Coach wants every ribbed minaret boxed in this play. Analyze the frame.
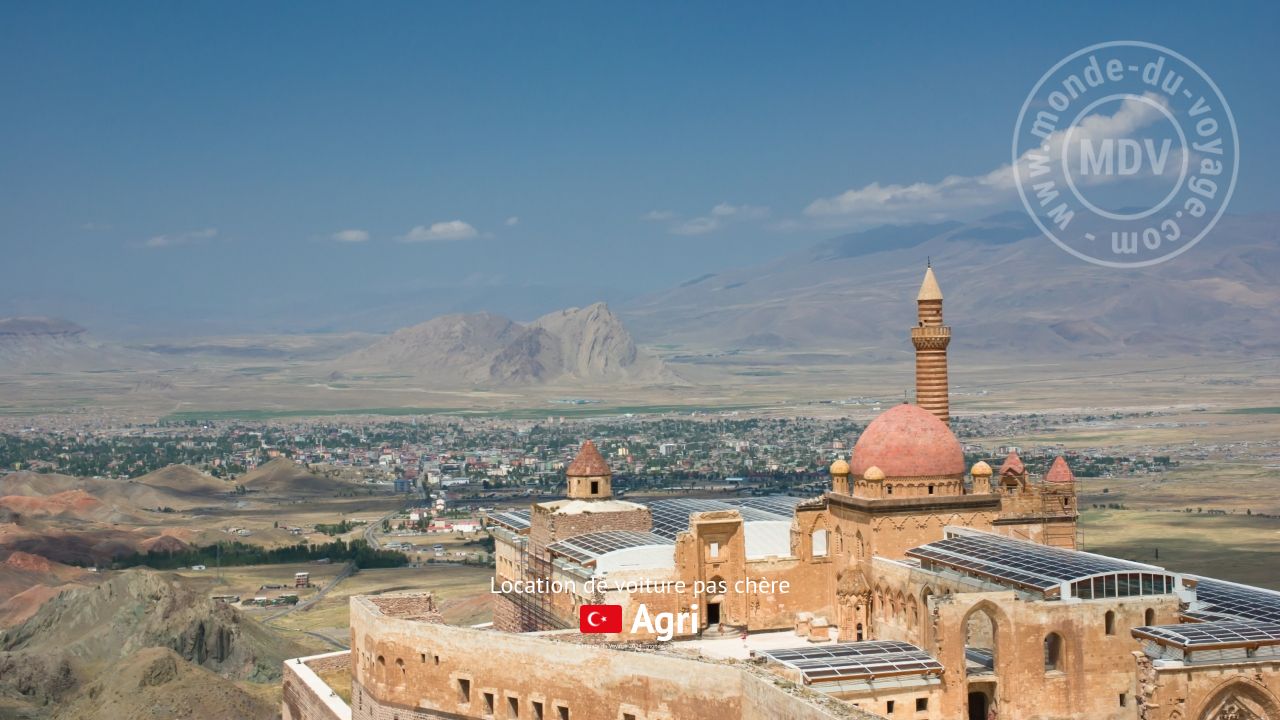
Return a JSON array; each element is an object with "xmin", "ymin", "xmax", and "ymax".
[{"xmin": 911, "ymin": 265, "xmax": 951, "ymax": 425}]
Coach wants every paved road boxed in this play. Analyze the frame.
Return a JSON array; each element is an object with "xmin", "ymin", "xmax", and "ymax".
[
  {"xmin": 262, "ymin": 560, "xmax": 356, "ymax": 622},
  {"xmin": 364, "ymin": 507, "xmax": 400, "ymax": 550}
]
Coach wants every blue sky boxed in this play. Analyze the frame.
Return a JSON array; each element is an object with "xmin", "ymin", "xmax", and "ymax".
[{"xmin": 1, "ymin": 2, "xmax": 1277, "ymax": 336}]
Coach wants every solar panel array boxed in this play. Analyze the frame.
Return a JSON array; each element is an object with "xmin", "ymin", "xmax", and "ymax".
[
  {"xmin": 486, "ymin": 509, "xmax": 531, "ymax": 531},
  {"xmin": 760, "ymin": 641, "xmax": 942, "ymax": 682},
  {"xmin": 546, "ymin": 531, "xmax": 672, "ymax": 564},
  {"xmin": 646, "ymin": 496, "xmax": 801, "ymax": 539},
  {"xmin": 735, "ymin": 496, "xmax": 805, "ymax": 516},
  {"xmin": 906, "ymin": 531, "xmax": 1164, "ymax": 593},
  {"xmin": 1189, "ymin": 576, "xmax": 1280, "ymax": 624},
  {"xmin": 1135, "ymin": 620, "xmax": 1280, "ymax": 648}
]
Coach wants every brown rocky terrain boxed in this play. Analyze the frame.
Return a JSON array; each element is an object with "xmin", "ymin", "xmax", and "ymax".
[
  {"xmin": 51, "ymin": 647, "xmax": 277, "ymax": 720},
  {"xmin": 237, "ymin": 457, "xmax": 352, "ymax": 497},
  {"xmin": 0, "ymin": 569, "xmax": 311, "ymax": 718},
  {"xmin": 0, "ymin": 470, "xmax": 227, "ymax": 513},
  {"xmin": 0, "ymin": 552, "xmax": 92, "ymax": 627}
]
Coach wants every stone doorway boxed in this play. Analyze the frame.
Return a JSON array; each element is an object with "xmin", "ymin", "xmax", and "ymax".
[
  {"xmin": 967, "ymin": 691, "xmax": 988, "ymax": 720},
  {"xmin": 967, "ymin": 682, "xmax": 995, "ymax": 720}
]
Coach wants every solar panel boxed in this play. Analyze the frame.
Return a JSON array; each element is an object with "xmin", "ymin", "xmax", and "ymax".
[
  {"xmin": 906, "ymin": 530, "xmax": 1171, "ymax": 595},
  {"xmin": 1134, "ymin": 620, "xmax": 1280, "ymax": 648},
  {"xmin": 546, "ymin": 531, "xmax": 672, "ymax": 564},
  {"xmin": 645, "ymin": 497, "xmax": 801, "ymax": 539},
  {"xmin": 1189, "ymin": 576, "xmax": 1280, "ymax": 624},
  {"xmin": 760, "ymin": 641, "xmax": 942, "ymax": 681},
  {"xmin": 733, "ymin": 496, "xmax": 805, "ymax": 516},
  {"xmin": 487, "ymin": 510, "xmax": 531, "ymax": 531},
  {"xmin": 760, "ymin": 640, "xmax": 917, "ymax": 663}
]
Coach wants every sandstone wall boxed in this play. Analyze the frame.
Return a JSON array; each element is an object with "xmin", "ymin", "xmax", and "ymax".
[
  {"xmin": 282, "ymin": 651, "xmax": 353, "ymax": 720},
  {"xmin": 348, "ymin": 596, "xmax": 854, "ymax": 720}
]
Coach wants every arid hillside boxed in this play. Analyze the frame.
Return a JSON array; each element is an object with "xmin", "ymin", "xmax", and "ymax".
[
  {"xmin": 335, "ymin": 302, "xmax": 675, "ymax": 386},
  {"xmin": 0, "ymin": 569, "xmax": 312, "ymax": 719}
]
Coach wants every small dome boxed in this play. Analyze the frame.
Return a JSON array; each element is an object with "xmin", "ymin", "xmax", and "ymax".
[
  {"xmin": 863, "ymin": 466, "xmax": 886, "ymax": 481},
  {"xmin": 970, "ymin": 461, "xmax": 993, "ymax": 477},
  {"xmin": 849, "ymin": 404, "xmax": 965, "ymax": 479},
  {"xmin": 829, "ymin": 458, "xmax": 850, "ymax": 476},
  {"xmin": 1045, "ymin": 456, "xmax": 1076, "ymax": 484}
]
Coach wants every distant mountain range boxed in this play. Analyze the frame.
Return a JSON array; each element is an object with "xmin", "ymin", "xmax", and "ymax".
[
  {"xmin": 332, "ymin": 302, "xmax": 674, "ymax": 386},
  {"xmin": 3, "ymin": 213, "xmax": 1277, "ymax": 380},
  {"xmin": 623, "ymin": 212, "xmax": 1280, "ymax": 359}
]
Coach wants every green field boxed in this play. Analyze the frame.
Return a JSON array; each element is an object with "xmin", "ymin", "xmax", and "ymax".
[{"xmin": 1081, "ymin": 509, "xmax": 1280, "ymax": 590}]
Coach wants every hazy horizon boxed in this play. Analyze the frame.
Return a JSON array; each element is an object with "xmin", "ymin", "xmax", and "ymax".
[{"xmin": 3, "ymin": 3, "xmax": 1278, "ymax": 339}]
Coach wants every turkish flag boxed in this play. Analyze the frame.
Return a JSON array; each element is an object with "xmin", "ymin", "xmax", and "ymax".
[{"xmin": 579, "ymin": 604, "xmax": 622, "ymax": 633}]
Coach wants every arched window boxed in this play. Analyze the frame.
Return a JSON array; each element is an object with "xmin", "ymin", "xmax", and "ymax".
[
  {"xmin": 1044, "ymin": 633, "xmax": 1063, "ymax": 671},
  {"xmin": 1104, "ymin": 610, "xmax": 1116, "ymax": 635},
  {"xmin": 963, "ymin": 605, "xmax": 997, "ymax": 673},
  {"xmin": 1144, "ymin": 608, "xmax": 1155, "ymax": 626},
  {"xmin": 856, "ymin": 531, "xmax": 865, "ymax": 560},
  {"xmin": 812, "ymin": 529, "xmax": 828, "ymax": 557}
]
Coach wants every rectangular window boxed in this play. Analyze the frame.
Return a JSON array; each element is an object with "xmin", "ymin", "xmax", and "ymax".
[
  {"xmin": 457, "ymin": 678, "xmax": 471, "ymax": 703},
  {"xmin": 483, "ymin": 692, "xmax": 495, "ymax": 714},
  {"xmin": 532, "ymin": 700, "xmax": 545, "ymax": 720},
  {"xmin": 709, "ymin": 542, "xmax": 719, "ymax": 558},
  {"xmin": 916, "ymin": 697, "xmax": 928, "ymax": 711},
  {"xmin": 1119, "ymin": 693, "xmax": 1127, "ymax": 707},
  {"xmin": 557, "ymin": 707, "xmax": 569, "ymax": 720},
  {"xmin": 886, "ymin": 699, "xmax": 895, "ymax": 714},
  {"xmin": 590, "ymin": 480, "xmax": 599, "ymax": 494},
  {"xmin": 508, "ymin": 697, "xmax": 520, "ymax": 718}
]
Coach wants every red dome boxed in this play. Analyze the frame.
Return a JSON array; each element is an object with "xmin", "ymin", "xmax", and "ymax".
[{"xmin": 849, "ymin": 404, "xmax": 965, "ymax": 479}]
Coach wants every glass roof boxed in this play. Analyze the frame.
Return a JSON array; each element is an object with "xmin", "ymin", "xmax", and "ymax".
[
  {"xmin": 645, "ymin": 496, "xmax": 801, "ymax": 540},
  {"xmin": 1135, "ymin": 620, "xmax": 1280, "ymax": 648},
  {"xmin": 759, "ymin": 641, "xmax": 942, "ymax": 682},
  {"xmin": 906, "ymin": 529, "xmax": 1170, "ymax": 594},
  {"xmin": 1188, "ymin": 576, "xmax": 1280, "ymax": 624},
  {"xmin": 546, "ymin": 530, "xmax": 672, "ymax": 564},
  {"xmin": 486, "ymin": 509, "xmax": 531, "ymax": 531}
]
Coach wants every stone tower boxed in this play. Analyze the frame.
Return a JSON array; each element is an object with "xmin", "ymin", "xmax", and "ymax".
[
  {"xmin": 829, "ymin": 457, "xmax": 851, "ymax": 496},
  {"xmin": 565, "ymin": 439, "xmax": 612, "ymax": 499},
  {"xmin": 911, "ymin": 265, "xmax": 951, "ymax": 425}
]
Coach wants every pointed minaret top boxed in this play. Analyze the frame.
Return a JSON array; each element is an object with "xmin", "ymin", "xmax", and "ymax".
[
  {"xmin": 566, "ymin": 440, "xmax": 610, "ymax": 477},
  {"xmin": 917, "ymin": 266, "xmax": 943, "ymax": 302}
]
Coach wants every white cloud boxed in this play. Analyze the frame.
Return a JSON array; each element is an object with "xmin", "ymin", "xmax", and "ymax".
[
  {"xmin": 143, "ymin": 227, "xmax": 217, "ymax": 248},
  {"xmin": 331, "ymin": 229, "xmax": 370, "ymax": 243},
  {"xmin": 669, "ymin": 203, "xmax": 770, "ymax": 236},
  {"xmin": 505, "ymin": 216, "xmax": 520, "ymax": 227},
  {"xmin": 398, "ymin": 220, "xmax": 479, "ymax": 243},
  {"xmin": 804, "ymin": 93, "xmax": 1175, "ymax": 228}
]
